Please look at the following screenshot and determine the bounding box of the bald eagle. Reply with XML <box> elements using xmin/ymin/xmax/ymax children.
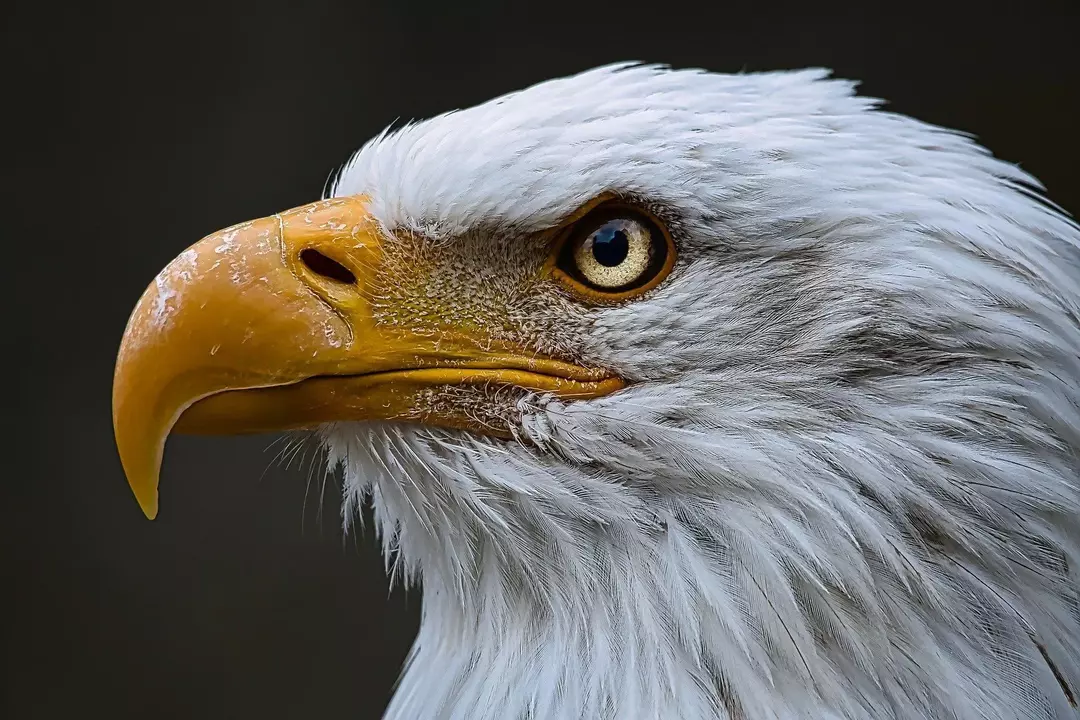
<box><xmin>113</xmin><ymin>64</ymin><xmax>1080</xmax><ymax>719</ymax></box>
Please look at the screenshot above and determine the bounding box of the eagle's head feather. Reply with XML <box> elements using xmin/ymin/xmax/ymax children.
<box><xmin>115</xmin><ymin>64</ymin><xmax>1080</xmax><ymax>719</ymax></box>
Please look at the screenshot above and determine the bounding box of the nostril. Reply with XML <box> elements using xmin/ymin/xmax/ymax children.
<box><xmin>299</xmin><ymin>248</ymin><xmax>356</xmax><ymax>285</ymax></box>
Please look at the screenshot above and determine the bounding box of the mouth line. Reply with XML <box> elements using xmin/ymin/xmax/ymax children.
<box><xmin>315</xmin><ymin>366</ymin><xmax>625</xmax><ymax>394</ymax></box>
<box><xmin>172</xmin><ymin>359</ymin><xmax>625</xmax><ymax>436</ymax></box>
<box><xmin>375</xmin><ymin>354</ymin><xmax>616</xmax><ymax>383</ymax></box>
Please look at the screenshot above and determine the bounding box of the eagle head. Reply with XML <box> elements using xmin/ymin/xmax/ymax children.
<box><xmin>113</xmin><ymin>64</ymin><xmax>1080</xmax><ymax>719</ymax></box>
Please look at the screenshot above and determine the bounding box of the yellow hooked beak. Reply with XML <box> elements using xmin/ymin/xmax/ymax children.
<box><xmin>113</xmin><ymin>196</ymin><xmax>624</xmax><ymax>520</ymax></box>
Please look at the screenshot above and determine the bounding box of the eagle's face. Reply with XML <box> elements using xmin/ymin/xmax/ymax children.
<box><xmin>114</xmin><ymin>65</ymin><xmax>1080</xmax><ymax>719</ymax></box>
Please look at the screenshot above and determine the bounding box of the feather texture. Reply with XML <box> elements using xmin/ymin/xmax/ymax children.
<box><xmin>321</xmin><ymin>64</ymin><xmax>1080</xmax><ymax>719</ymax></box>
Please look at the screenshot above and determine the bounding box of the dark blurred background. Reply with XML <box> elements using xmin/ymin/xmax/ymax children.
<box><xmin>4</xmin><ymin>0</ymin><xmax>1077</xmax><ymax>717</ymax></box>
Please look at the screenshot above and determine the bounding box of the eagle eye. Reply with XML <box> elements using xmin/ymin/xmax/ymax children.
<box><xmin>551</xmin><ymin>203</ymin><xmax>675</xmax><ymax>302</ymax></box>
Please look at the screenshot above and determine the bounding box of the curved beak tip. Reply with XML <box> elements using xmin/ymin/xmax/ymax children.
<box><xmin>138</xmin><ymin>494</ymin><xmax>159</xmax><ymax>521</ymax></box>
<box><xmin>112</xmin><ymin>197</ymin><xmax>375</xmax><ymax>521</ymax></box>
<box><xmin>117</xmin><ymin>446</ymin><xmax>162</xmax><ymax>521</ymax></box>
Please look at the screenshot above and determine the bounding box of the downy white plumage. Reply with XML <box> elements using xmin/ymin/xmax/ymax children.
<box><xmin>323</xmin><ymin>64</ymin><xmax>1080</xmax><ymax>719</ymax></box>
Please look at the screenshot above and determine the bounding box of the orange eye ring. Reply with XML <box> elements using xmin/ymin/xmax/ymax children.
<box><xmin>546</xmin><ymin>200</ymin><xmax>677</xmax><ymax>304</ymax></box>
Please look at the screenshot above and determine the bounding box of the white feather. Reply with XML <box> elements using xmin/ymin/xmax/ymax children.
<box><xmin>323</xmin><ymin>64</ymin><xmax>1080</xmax><ymax>719</ymax></box>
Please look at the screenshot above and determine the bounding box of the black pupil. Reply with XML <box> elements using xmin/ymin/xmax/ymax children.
<box><xmin>591</xmin><ymin>223</ymin><xmax>630</xmax><ymax>267</ymax></box>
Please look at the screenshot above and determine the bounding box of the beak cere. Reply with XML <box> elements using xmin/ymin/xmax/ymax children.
<box><xmin>112</xmin><ymin>197</ymin><xmax>624</xmax><ymax>520</ymax></box>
